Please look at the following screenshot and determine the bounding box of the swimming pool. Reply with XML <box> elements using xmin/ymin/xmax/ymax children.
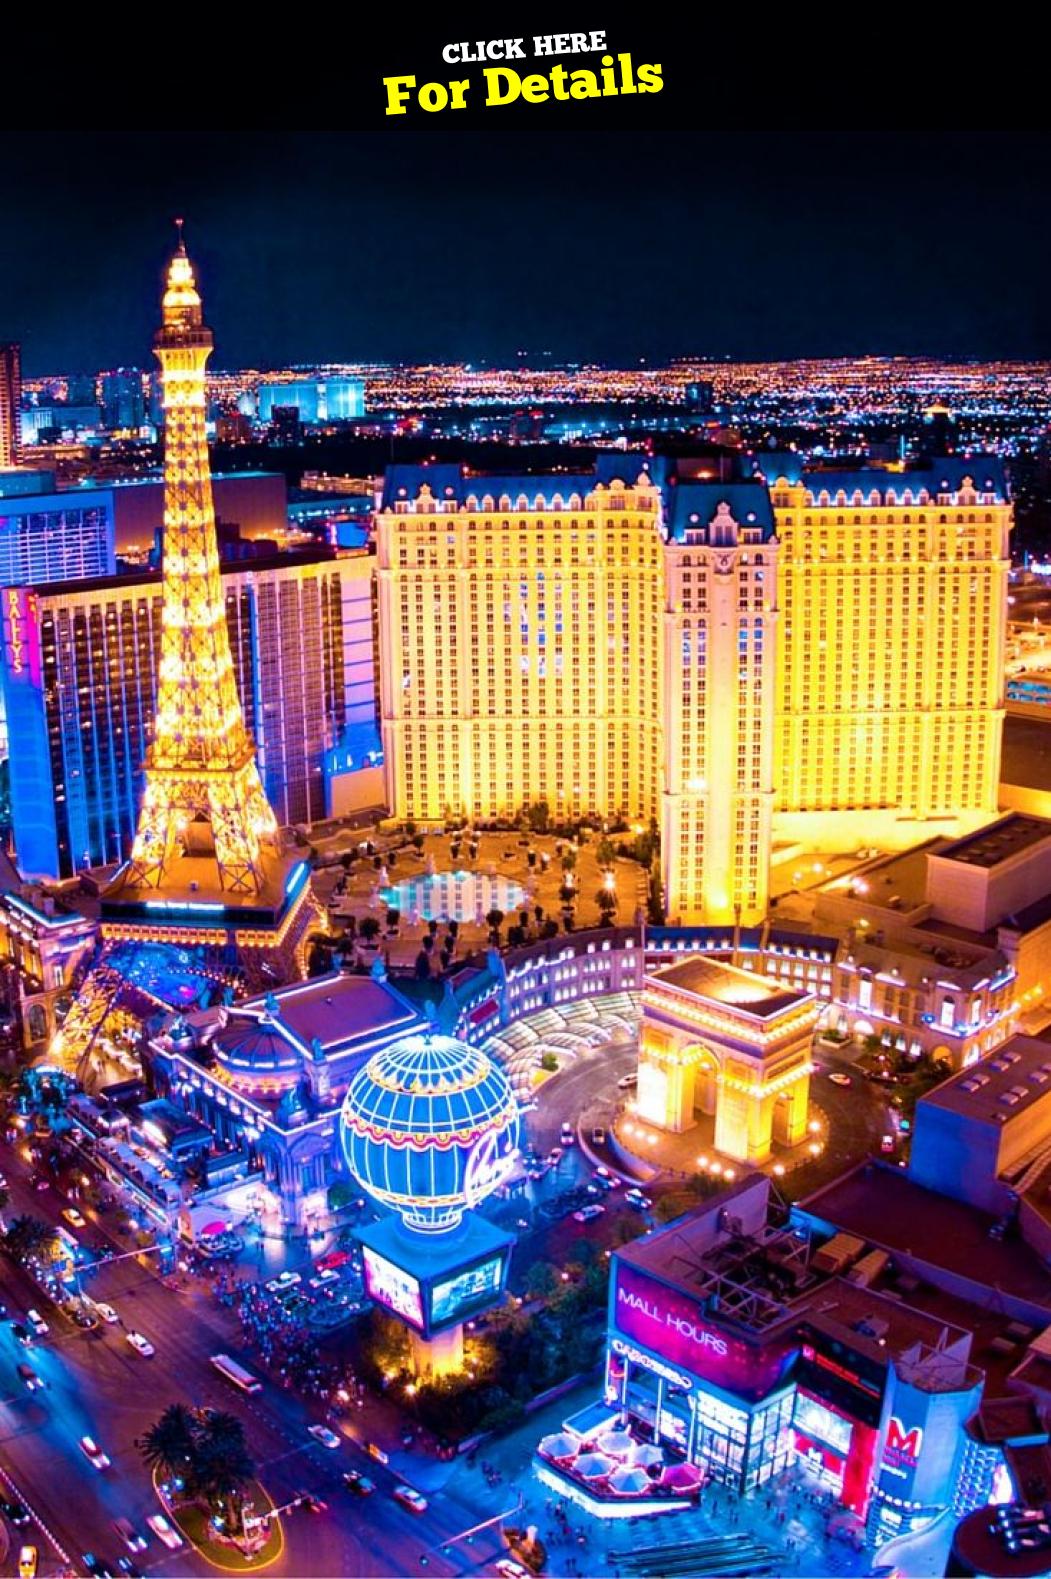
<box><xmin>379</xmin><ymin>871</ymin><xmax>529</xmax><ymax>923</ymax></box>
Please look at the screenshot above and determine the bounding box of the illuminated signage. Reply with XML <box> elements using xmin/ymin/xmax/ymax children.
<box><xmin>610</xmin><ymin>1336</ymin><xmax>692</xmax><ymax>1391</ymax></box>
<box><xmin>882</xmin><ymin>1416</ymin><xmax>923</xmax><ymax>1474</ymax></box>
<box><xmin>463</xmin><ymin>1128</ymin><xmax>518</xmax><ymax>1208</ymax></box>
<box><xmin>430</xmin><ymin>1254</ymin><xmax>503</xmax><ymax>1326</ymax></box>
<box><xmin>793</xmin><ymin>1390</ymin><xmax>854</xmax><ymax>1458</ymax></box>
<box><xmin>613</xmin><ymin>1263</ymin><xmax>798</xmax><ymax>1399</ymax></box>
<box><xmin>362</xmin><ymin>1246</ymin><xmax>424</xmax><ymax>1330</ymax></box>
<box><xmin>3</xmin><ymin>587</ymin><xmax>40</xmax><ymax>685</ymax></box>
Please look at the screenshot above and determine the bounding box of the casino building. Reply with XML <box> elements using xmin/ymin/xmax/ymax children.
<box><xmin>569</xmin><ymin>1172</ymin><xmax>988</xmax><ymax>1540</ymax></box>
<box><xmin>376</xmin><ymin>453</ymin><xmax>1010</xmax><ymax>929</ymax></box>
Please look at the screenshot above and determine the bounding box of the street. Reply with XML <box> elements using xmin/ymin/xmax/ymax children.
<box><xmin>0</xmin><ymin>1142</ymin><xmax>506</xmax><ymax>1579</ymax></box>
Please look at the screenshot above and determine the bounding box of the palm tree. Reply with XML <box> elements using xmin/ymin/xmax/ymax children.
<box><xmin>3</xmin><ymin>1214</ymin><xmax>60</xmax><ymax>1265</ymax></box>
<box><xmin>137</xmin><ymin>1404</ymin><xmax>200</xmax><ymax>1493</ymax></box>
<box><xmin>196</xmin><ymin>1410</ymin><xmax>255</xmax><ymax>1535</ymax></box>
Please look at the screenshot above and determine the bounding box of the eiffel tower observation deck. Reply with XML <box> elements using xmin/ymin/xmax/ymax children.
<box><xmin>51</xmin><ymin>231</ymin><xmax>318</xmax><ymax>1080</ymax></box>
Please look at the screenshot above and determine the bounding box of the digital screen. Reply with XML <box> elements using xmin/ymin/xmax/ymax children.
<box><xmin>430</xmin><ymin>1254</ymin><xmax>503</xmax><ymax>1326</ymax></box>
<box><xmin>613</xmin><ymin>1263</ymin><xmax>798</xmax><ymax>1400</ymax></box>
<box><xmin>362</xmin><ymin>1247</ymin><xmax>424</xmax><ymax>1330</ymax></box>
<box><xmin>793</xmin><ymin>1391</ymin><xmax>853</xmax><ymax>1457</ymax></box>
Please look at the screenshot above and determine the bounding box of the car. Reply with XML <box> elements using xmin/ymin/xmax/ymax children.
<box><xmin>560</xmin><ymin>1124</ymin><xmax>575</xmax><ymax>1145</ymax></box>
<box><xmin>16</xmin><ymin>1362</ymin><xmax>43</xmax><ymax>1391</ymax></box>
<box><xmin>11</xmin><ymin>1323</ymin><xmax>31</xmax><ymax>1346</ymax></box>
<box><xmin>392</xmin><ymin>1485</ymin><xmax>428</xmax><ymax>1514</ymax></box>
<box><xmin>624</xmin><ymin>1189</ymin><xmax>653</xmax><ymax>1210</ymax></box>
<box><xmin>79</xmin><ymin>1434</ymin><xmax>111</xmax><ymax>1469</ymax></box>
<box><xmin>308</xmin><ymin>1424</ymin><xmax>341</xmax><ymax>1449</ymax></box>
<box><xmin>126</xmin><ymin>1331</ymin><xmax>155</xmax><ymax>1357</ymax></box>
<box><xmin>309</xmin><ymin>1268</ymin><xmax>339</xmax><ymax>1289</ymax></box>
<box><xmin>116</xmin><ymin>1561</ymin><xmax>143</xmax><ymax>1578</ymax></box>
<box><xmin>828</xmin><ymin>1071</ymin><xmax>852</xmax><ymax>1087</ymax></box>
<box><xmin>365</xmin><ymin>1440</ymin><xmax>390</xmax><ymax>1463</ymax></box>
<box><xmin>112</xmin><ymin>1520</ymin><xmax>147</xmax><ymax>1554</ymax></box>
<box><xmin>25</xmin><ymin>1310</ymin><xmax>48</xmax><ymax>1336</ymax></box>
<box><xmin>547</xmin><ymin>1146</ymin><xmax>563</xmax><ymax>1164</ymax></box>
<box><xmin>30</xmin><ymin>1178</ymin><xmax>49</xmax><ymax>1192</ymax></box>
<box><xmin>146</xmin><ymin>1514</ymin><xmax>183</xmax><ymax>1551</ymax></box>
<box><xmin>265</xmin><ymin>1270</ymin><xmax>302</xmax><ymax>1292</ymax></box>
<box><xmin>342</xmin><ymin>1470</ymin><xmax>375</xmax><ymax>1495</ymax></box>
<box><xmin>880</xmin><ymin>1134</ymin><xmax>897</xmax><ymax>1154</ymax></box>
<box><xmin>495</xmin><ymin>1561</ymin><xmax>531</xmax><ymax>1579</ymax></box>
<box><xmin>591</xmin><ymin>1126</ymin><xmax>607</xmax><ymax>1145</ymax></box>
<box><xmin>1</xmin><ymin>1500</ymin><xmax>30</xmax><ymax>1526</ymax></box>
<box><xmin>63</xmin><ymin>1207</ymin><xmax>86</xmax><ymax>1228</ymax></box>
<box><xmin>294</xmin><ymin>1490</ymin><xmax>327</xmax><ymax>1513</ymax></box>
<box><xmin>18</xmin><ymin>1544</ymin><xmax>37</xmax><ymax>1579</ymax></box>
<box><xmin>617</xmin><ymin>1071</ymin><xmax>638</xmax><ymax>1090</ymax></box>
<box><xmin>573</xmin><ymin>1204</ymin><xmax>606</xmax><ymax>1222</ymax></box>
<box><xmin>94</xmin><ymin>1303</ymin><xmax>119</xmax><ymax>1324</ymax></box>
<box><xmin>71</xmin><ymin>1308</ymin><xmax>99</xmax><ymax>1330</ymax></box>
<box><xmin>82</xmin><ymin>1558</ymin><xmax>117</xmax><ymax>1579</ymax></box>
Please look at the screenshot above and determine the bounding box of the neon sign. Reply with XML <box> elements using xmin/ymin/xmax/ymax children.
<box><xmin>882</xmin><ymin>1417</ymin><xmax>923</xmax><ymax>1473</ymax></box>
<box><xmin>463</xmin><ymin>1128</ymin><xmax>518</xmax><ymax>1208</ymax></box>
<box><xmin>610</xmin><ymin>1337</ymin><xmax>692</xmax><ymax>1391</ymax></box>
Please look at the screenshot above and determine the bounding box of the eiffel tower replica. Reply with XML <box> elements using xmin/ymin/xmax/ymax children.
<box><xmin>52</xmin><ymin>229</ymin><xmax>318</xmax><ymax>1079</ymax></box>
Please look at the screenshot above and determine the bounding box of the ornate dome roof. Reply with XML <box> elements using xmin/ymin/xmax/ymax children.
<box><xmin>340</xmin><ymin>1031</ymin><xmax>519</xmax><ymax>1233</ymax></box>
<box><xmin>211</xmin><ymin>1002</ymin><xmax>303</xmax><ymax>1094</ymax></box>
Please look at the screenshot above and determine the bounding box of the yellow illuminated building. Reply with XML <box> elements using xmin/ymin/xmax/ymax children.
<box><xmin>766</xmin><ymin>459</ymin><xmax>1010</xmax><ymax>843</ymax></box>
<box><xmin>376</xmin><ymin>461</ymin><xmax>663</xmax><ymax>826</ymax></box>
<box><xmin>662</xmin><ymin>481</ymin><xmax>779</xmax><ymax>925</ymax></box>
<box><xmin>377</xmin><ymin>454</ymin><xmax>1011</xmax><ymax>930</ymax></box>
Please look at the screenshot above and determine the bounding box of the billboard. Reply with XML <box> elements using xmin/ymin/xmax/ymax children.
<box><xmin>793</xmin><ymin>1389</ymin><xmax>854</xmax><ymax>1457</ymax></box>
<box><xmin>429</xmin><ymin>1253</ymin><xmax>505</xmax><ymax>1328</ymax></box>
<box><xmin>612</xmin><ymin>1261</ymin><xmax>798</xmax><ymax>1400</ymax></box>
<box><xmin>362</xmin><ymin>1246</ymin><xmax>425</xmax><ymax>1331</ymax></box>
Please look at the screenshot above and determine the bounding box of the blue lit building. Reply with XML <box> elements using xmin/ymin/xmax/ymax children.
<box><xmin>0</xmin><ymin>547</ymin><xmax>384</xmax><ymax>879</ymax></box>
<box><xmin>0</xmin><ymin>485</ymin><xmax>115</xmax><ymax>585</ymax></box>
<box><xmin>257</xmin><ymin>378</ymin><xmax>365</xmax><ymax>425</ymax></box>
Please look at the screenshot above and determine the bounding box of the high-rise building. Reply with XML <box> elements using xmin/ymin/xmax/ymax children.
<box><xmin>762</xmin><ymin>457</ymin><xmax>1010</xmax><ymax>845</ymax></box>
<box><xmin>0</xmin><ymin>486</ymin><xmax>115</xmax><ymax>585</ymax></box>
<box><xmin>100</xmin><ymin>368</ymin><xmax>146</xmax><ymax>431</ymax></box>
<box><xmin>0</xmin><ymin>547</ymin><xmax>380</xmax><ymax>879</ymax></box>
<box><xmin>378</xmin><ymin>453</ymin><xmax>1011</xmax><ymax>926</ymax></box>
<box><xmin>662</xmin><ymin>482</ymin><xmax>779</xmax><ymax>924</ymax></box>
<box><xmin>376</xmin><ymin>460</ymin><xmax>664</xmax><ymax>827</ymax></box>
<box><xmin>257</xmin><ymin>377</ymin><xmax>365</xmax><ymax>425</ymax></box>
<box><xmin>0</xmin><ymin>343</ymin><xmax>21</xmax><ymax>468</ymax></box>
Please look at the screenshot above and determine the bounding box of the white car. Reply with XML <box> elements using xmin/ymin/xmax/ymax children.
<box><xmin>79</xmin><ymin>1434</ymin><xmax>110</xmax><ymax>1470</ymax></box>
<box><xmin>308</xmin><ymin>1424</ymin><xmax>341</xmax><ymax>1449</ymax></box>
<box><xmin>392</xmin><ymin>1484</ymin><xmax>428</xmax><ymax>1514</ymax></box>
<box><xmin>126</xmin><ymin>1331</ymin><xmax>155</xmax><ymax>1357</ymax></box>
<box><xmin>94</xmin><ymin>1303</ymin><xmax>119</xmax><ymax>1324</ymax></box>
<box><xmin>265</xmin><ymin>1271</ymin><xmax>302</xmax><ymax>1293</ymax></box>
<box><xmin>309</xmin><ymin>1269</ymin><xmax>339</xmax><ymax>1289</ymax></box>
<box><xmin>495</xmin><ymin>1561</ymin><xmax>530</xmax><ymax>1579</ymax></box>
<box><xmin>26</xmin><ymin>1309</ymin><xmax>48</xmax><ymax>1336</ymax></box>
<box><xmin>573</xmin><ymin>1204</ymin><xmax>606</xmax><ymax>1222</ymax></box>
<box><xmin>617</xmin><ymin>1072</ymin><xmax>638</xmax><ymax>1090</ymax></box>
<box><xmin>147</xmin><ymin>1513</ymin><xmax>183</xmax><ymax>1550</ymax></box>
<box><xmin>828</xmin><ymin>1071</ymin><xmax>852</xmax><ymax>1087</ymax></box>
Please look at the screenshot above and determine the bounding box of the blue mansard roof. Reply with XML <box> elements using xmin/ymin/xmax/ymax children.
<box><xmin>664</xmin><ymin>479</ymin><xmax>777</xmax><ymax>542</ymax></box>
<box><xmin>380</xmin><ymin>454</ymin><xmax>655</xmax><ymax>512</ymax></box>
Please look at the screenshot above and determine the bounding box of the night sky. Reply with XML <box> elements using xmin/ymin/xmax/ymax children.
<box><xmin>3</xmin><ymin>130</ymin><xmax>1051</xmax><ymax>373</ymax></box>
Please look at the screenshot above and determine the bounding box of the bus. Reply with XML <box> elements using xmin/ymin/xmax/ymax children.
<box><xmin>210</xmin><ymin>1354</ymin><xmax>262</xmax><ymax>1393</ymax></box>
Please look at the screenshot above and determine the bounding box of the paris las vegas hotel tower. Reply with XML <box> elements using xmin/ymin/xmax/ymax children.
<box><xmin>377</xmin><ymin>453</ymin><xmax>1010</xmax><ymax>925</ymax></box>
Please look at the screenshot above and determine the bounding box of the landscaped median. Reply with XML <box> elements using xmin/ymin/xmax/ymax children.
<box><xmin>155</xmin><ymin>1472</ymin><xmax>284</xmax><ymax>1573</ymax></box>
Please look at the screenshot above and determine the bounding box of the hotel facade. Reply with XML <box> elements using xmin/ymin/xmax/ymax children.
<box><xmin>376</xmin><ymin>454</ymin><xmax>1011</xmax><ymax>928</ymax></box>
